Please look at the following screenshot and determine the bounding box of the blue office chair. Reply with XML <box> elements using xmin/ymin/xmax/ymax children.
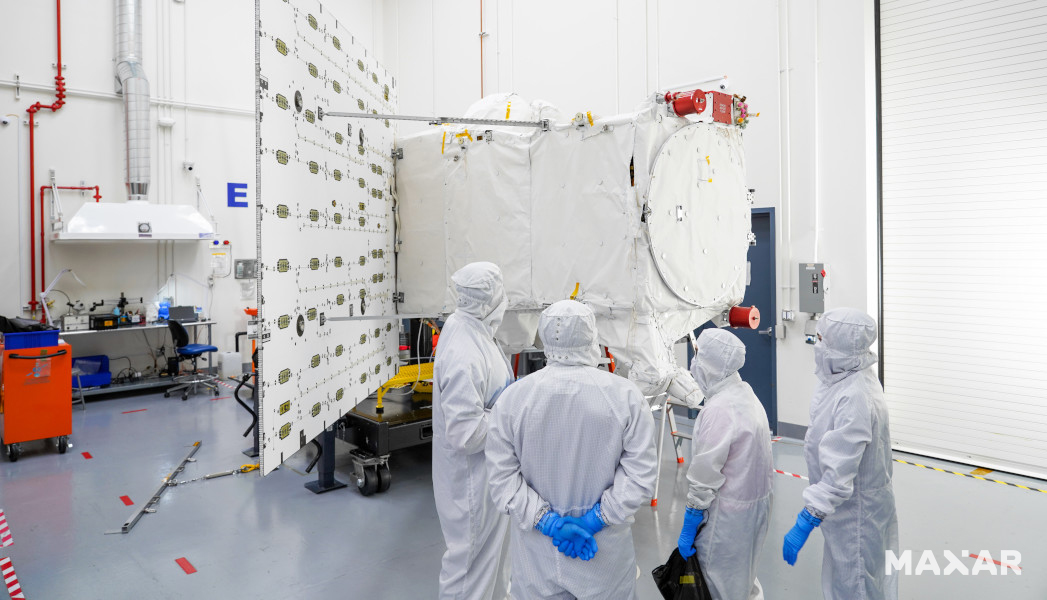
<box><xmin>164</xmin><ymin>320</ymin><xmax>219</xmax><ymax>400</ymax></box>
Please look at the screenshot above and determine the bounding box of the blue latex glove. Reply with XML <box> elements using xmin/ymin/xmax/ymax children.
<box><xmin>573</xmin><ymin>502</ymin><xmax>606</xmax><ymax>534</ymax></box>
<box><xmin>677</xmin><ymin>507</ymin><xmax>705</xmax><ymax>559</ymax></box>
<box><xmin>537</xmin><ymin>512</ymin><xmax>597</xmax><ymax>560</ymax></box>
<box><xmin>783</xmin><ymin>508</ymin><xmax>822</xmax><ymax>566</ymax></box>
<box><xmin>554</xmin><ymin>523</ymin><xmax>597</xmax><ymax>560</ymax></box>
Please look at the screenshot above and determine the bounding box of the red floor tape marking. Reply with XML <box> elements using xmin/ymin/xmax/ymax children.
<box><xmin>81</xmin><ymin>452</ymin><xmax>93</xmax><ymax>460</ymax></box>
<box><xmin>121</xmin><ymin>409</ymin><xmax>147</xmax><ymax>414</ymax></box>
<box><xmin>0</xmin><ymin>511</ymin><xmax>12</xmax><ymax>547</ymax></box>
<box><xmin>774</xmin><ymin>468</ymin><xmax>809</xmax><ymax>481</ymax></box>
<box><xmin>968</xmin><ymin>553</ymin><xmax>1022</xmax><ymax>573</ymax></box>
<box><xmin>210</xmin><ymin>396</ymin><xmax>230</xmax><ymax>401</ymax></box>
<box><xmin>1</xmin><ymin>557</ymin><xmax>25</xmax><ymax>599</ymax></box>
<box><xmin>119</xmin><ymin>496</ymin><xmax>133</xmax><ymax>506</ymax></box>
<box><xmin>175</xmin><ymin>557</ymin><xmax>197</xmax><ymax>574</ymax></box>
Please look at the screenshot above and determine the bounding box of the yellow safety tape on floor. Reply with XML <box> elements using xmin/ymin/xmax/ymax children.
<box><xmin>773</xmin><ymin>438</ymin><xmax>1047</xmax><ymax>495</ymax></box>
<box><xmin>892</xmin><ymin>459</ymin><xmax>1047</xmax><ymax>495</ymax></box>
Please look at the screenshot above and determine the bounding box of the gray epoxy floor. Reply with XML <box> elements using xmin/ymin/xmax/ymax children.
<box><xmin>1</xmin><ymin>391</ymin><xmax>1045</xmax><ymax>599</ymax></box>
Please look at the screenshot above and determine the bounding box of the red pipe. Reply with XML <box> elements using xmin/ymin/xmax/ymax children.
<box><xmin>28</xmin><ymin>111</ymin><xmax>37</xmax><ymax>312</ymax></box>
<box><xmin>41</xmin><ymin>186</ymin><xmax>102</xmax><ymax>202</ymax></box>
<box><xmin>39</xmin><ymin>183</ymin><xmax>103</xmax><ymax>247</ymax></box>
<box><xmin>25</xmin><ymin>0</ymin><xmax>66</xmax><ymax>314</ymax></box>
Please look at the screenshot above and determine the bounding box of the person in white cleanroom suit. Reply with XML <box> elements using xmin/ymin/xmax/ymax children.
<box><xmin>677</xmin><ymin>329</ymin><xmax>772</xmax><ymax>600</ymax></box>
<box><xmin>781</xmin><ymin>308</ymin><xmax>899</xmax><ymax>600</ymax></box>
<box><xmin>486</xmin><ymin>300</ymin><xmax>657</xmax><ymax>600</ymax></box>
<box><xmin>432</xmin><ymin>262</ymin><xmax>514</xmax><ymax>600</ymax></box>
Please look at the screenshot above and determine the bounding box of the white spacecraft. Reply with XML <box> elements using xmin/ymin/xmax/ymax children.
<box><xmin>395</xmin><ymin>90</ymin><xmax>759</xmax><ymax>403</ymax></box>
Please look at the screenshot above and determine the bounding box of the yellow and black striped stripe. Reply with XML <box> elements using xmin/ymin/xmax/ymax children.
<box><xmin>893</xmin><ymin>459</ymin><xmax>1047</xmax><ymax>495</ymax></box>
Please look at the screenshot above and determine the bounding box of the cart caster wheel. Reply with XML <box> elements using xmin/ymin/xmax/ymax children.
<box><xmin>214</xmin><ymin>388</ymin><xmax>221</xmax><ymax>396</ymax></box>
<box><xmin>7</xmin><ymin>444</ymin><xmax>21</xmax><ymax>462</ymax></box>
<box><xmin>164</xmin><ymin>392</ymin><xmax>171</xmax><ymax>398</ymax></box>
<box><xmin>377</xmin><ymin>463</ymin><xmax>392</xmax><ymax>493</ymax></box>
<box><xmin>57</xmin><ymin>436</ymin><xmax>68</xmax><ymax>454</ymax></box>
<box><xmin>356</xmin><ymin>466</ymin><xmax>379</xmax><ymax>496</ymax></box>
<box><xmin>182</xmin><ymin>393</ymin><xmax>189</xmax><ymax>401</ymax></box>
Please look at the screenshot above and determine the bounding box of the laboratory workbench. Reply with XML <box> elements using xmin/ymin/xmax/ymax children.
<box><xmin>62</xmin><ymin>320</ymin><xmax>215</xmax><ymax>397</ymax></box>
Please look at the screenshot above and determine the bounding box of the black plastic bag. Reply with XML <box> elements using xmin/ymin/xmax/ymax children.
<box><xmin>0</xmin><ymin>316</ymin><xmax>58</xmax><ymax>334</ymax></box>
<box><xmin>651</xmin><ymin>547</ymin><xmax>713</xmax><ymax>600</ymax></box>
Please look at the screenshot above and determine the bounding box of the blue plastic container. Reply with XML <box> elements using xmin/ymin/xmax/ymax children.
<box><xmin>72</xmin><ymin>355</ymin><xmax>112</xmax><ymax>388</ymax></box>
<box><xmin>2</xmin><ymin>330</ymin><xmax>60</xmax><ymax>350</ymax></box>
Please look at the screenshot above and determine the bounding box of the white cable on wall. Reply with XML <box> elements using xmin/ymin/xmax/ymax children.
<box><xmin>812</xmin><ymin>0</ymin><xmax>821</xmax><ymax>263</ymax></box>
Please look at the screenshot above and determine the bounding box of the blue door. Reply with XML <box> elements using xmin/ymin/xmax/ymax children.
<box><xmin>734</xmin><ymin>208</ymin><xmax>777</xmax><ymax>432</ymax></box>
<box><xmin>688</xmin><ymin>209</ymin><xmax>778</xmax><ymax>432</ymax></box>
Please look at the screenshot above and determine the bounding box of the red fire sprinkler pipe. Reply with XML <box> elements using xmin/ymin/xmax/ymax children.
<box><xmin>25</xmin><ymin>0</ymin><xmax>67</xmax><ymax>314</ymax></box>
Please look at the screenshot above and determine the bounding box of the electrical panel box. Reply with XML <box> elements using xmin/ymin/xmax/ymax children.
<box><xmin>798</xmin><ymin>263</ymin><xmax>825</xmax><ymax>314</ymax></box>
<box><xmin>234</xmin><ymin>259</ymin><xmax>257</xmax><ymax>280</ymax></box>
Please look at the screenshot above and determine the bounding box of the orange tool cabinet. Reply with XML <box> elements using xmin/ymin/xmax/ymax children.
<box><xmin>0</xmin><ymin>342</ymin><xmax>72</xmax><ymax>461</ymax></box>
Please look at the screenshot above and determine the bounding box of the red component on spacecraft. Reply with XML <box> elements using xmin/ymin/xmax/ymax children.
<box><xmin>664</xmin><ymin>89</ymin><xmax>734</xmax><ymax>124</ymax></box>
<box><xmin>728</xmin><ymin>305</ymin><xmax>761</xmax><ymax>329</ymax></box>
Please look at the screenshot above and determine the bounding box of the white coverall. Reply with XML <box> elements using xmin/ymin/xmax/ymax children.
<box><xmin>803</xmin><ymin>308</ymin><xmax>899</xmax><ymax>600</ymax></box>
<box><xmin>433</xmin><ymin>262</ymin><xmax>514</xmax><ymax>600</ymax></box>
<box><xmin>686</xmin><ymin>329</ymin><xmax>773</xmax><ymax>600</ymax></box>
<box><xmin>486</xmin><ymin>300</ymin><xmax>657</xmax><ymax>600</ymax></box>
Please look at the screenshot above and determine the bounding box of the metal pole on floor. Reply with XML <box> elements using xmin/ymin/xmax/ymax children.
<box><xmin>305</xmin><ymin>426</ymin><xmax>347</xmax><ymax>494</ymax></box>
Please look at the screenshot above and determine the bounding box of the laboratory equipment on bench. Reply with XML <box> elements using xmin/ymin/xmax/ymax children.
<box><xmin>61</xmin><ymin>314</ymin><xmax>89</xmax><ymax>331</ymax></box>
<box><xmin>83</xmin><ymin>292</ymin><xmax>147</xmax><ymax>330</ymax></box>
<box><xmin>0</xmin><ymin>336</ymin><xmax>72</xmax><ymax>461</ymax></box>
<box><xmin>168</xmin><ymin>305</ymin><xmax>199</xmax><ymax>323</ymax></box>
<box><xmin>89</xmin><ymin>292</ymin><xmax>143</xmax><ymax>315</ymax></box>
<box><xmin>39</xmin><ymin>268</ymin><xmax>87</xmax><ymax>328</ymax></box>
<box><xmin>90</xmin><ymin>315</ymin><xmax>119</xmax><ymax>330</ymax></box>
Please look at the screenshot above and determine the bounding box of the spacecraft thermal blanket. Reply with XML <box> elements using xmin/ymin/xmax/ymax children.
<box><xmin>395</xmin><ymin>95</ymin><xmax>753</xmax><ymax>400</ymax></box>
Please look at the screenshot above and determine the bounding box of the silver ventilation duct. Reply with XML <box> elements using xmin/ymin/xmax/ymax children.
<box><xmin>49</xmin><ymin>0</ymin><xmax>215</xmax><ymax>242</ymax></box>
<box><xmin>115</xmin><ymin>0</ymin><xmax>149</xmax><ymax>201</ymax></box>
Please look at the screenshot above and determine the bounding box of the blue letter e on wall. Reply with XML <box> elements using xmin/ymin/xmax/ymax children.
<box><xmin>227</xmin><ymin>182</ymin><xmax>249</xmax><ymax>208</ymax></box>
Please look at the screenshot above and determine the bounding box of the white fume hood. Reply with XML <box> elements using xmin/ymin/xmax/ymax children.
<box><xmin>52</xmin><ymin>201</ymin><xmax>215</xmax><ymax>241</ymax></box>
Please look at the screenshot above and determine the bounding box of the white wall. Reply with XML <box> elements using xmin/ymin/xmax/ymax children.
<box><xmin>384</xmin><ymin>0</ymin><xmax>878</xmax><ymax>430</ymax></box>
<box><xmin>0</xmin><ymin>0</ymin><xmax>384</xmax><ymax>376</ymax></box>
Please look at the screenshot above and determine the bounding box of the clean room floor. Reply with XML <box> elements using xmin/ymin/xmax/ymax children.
<box><xmin>1</xmin><ymin>391</ymin><xmax>1045</xmax><ymax>599</ymax></box>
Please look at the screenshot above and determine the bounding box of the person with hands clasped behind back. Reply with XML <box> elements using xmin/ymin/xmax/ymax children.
<box><xmin>486</xmin><ymin>300</ymin><xmax>657</xmax><ymax>600</ymax></box>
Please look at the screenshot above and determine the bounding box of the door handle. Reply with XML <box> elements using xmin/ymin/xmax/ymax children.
<box><xmin>757</xmin><ymin>327</ymin><xmax>773</xmax><ymax>337</ymax></box>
